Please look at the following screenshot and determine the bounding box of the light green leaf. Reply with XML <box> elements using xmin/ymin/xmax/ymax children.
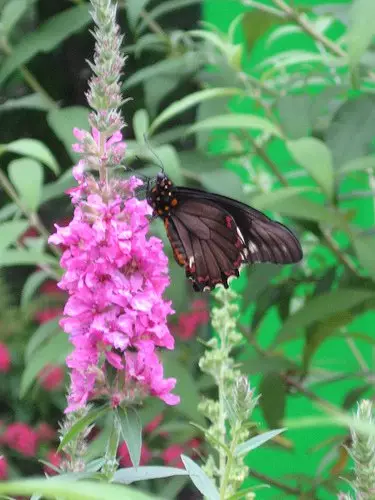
<box><xmin>162</xmin><ymin>354</ymin><xmax>205</xmax><ymax>424</ymax></box>
<box><xmin>8</xmin><ymin>158</ymin><xmax>43</xmax><ymax>211</ymax></box>
<box><xmin>276</xmin><ymin>289</ymin><xmax>375</xmax><ymax>345</ymax></box>
<box><xmin>58</xmin><ymin>405</ymin><xmax>110</xmax><ymax>452</ymax></box>
<box><xmin>126</xmin><ymin>0</ymin><xmax>151</xmax><ymax>30</ymax></box>
<box><xmin>0</xmin><ymin>0</ymin><xmax>28</xmax><ymax>35</ymax></box>
<box><xmin>188</xmin><ymin>114</ymin><xmax>283</xmax><ymax>139</ymax></box>
<box><xmin>235</xmin><ymin>428</ymin><xmax>286</xmax><ymax>457</ymax></box>
<box><xmin>42</xmin><ymin>169</ymin><xmax>76</xmax><ymax>203</ymax></box>
<box><xmin>0</xmin><ymin>202</ymin><xmax>18</xmax><ymax>221</ymax></box>
<box><xmin>0</xmin><ymin>478</ymin><xmax>156</xmax><ymax>500</ymax></box>
<box><xmin>21</xmin><ymin>330</ymin><xmax>71</xmax><ymax>397</ymax></box>
<box><xmin>252</xmin><ymin>189</ymin><xmax>348</xmax><ymax>228</ymax></box>
<box><xmin>257</xmin><ymin>50</ymin><xmax>330</xmax><ymax>70</ymax></box>
<box><xmin>133</xmin><ymin>109</ymin><xmax>150</xmax><ymax>142</ymax></box>
<box><xmin>325</xmin><ymin>96</ymin><xmax>375</xmax><ymax>168</ymax></box>
<box><xmin>25</xmin><ymin>318</ymin><xmax>61</xmax><ymax>361</ymax></box>
<box><xmin>0</xmin><ymin>220</ymin><xmax>29</xmax><ymax>253</ymax></box>
<box><xmin>113</xmin><ymin>466</ymin><xmax>188</xmax><ymax>484</ymax></box>
<box><xmin>0</xmin><ymin>4</ymin><xmax>91</xmax><ymax>85</ymax></box>
<box><xmin>0</xmin><ymin>93</ymin><xmax>50</xmax><ymax>114</ymax></box>
<box><xmin>117</xmin><ymin>407</ymin><xmax>142</xmax><ymax>468</ymax></box>
<box><xmin>21</xmin><ymin>270</ymin><xmax>50</xmax><ymax>310</ymax></box>
<box><xmin>347</xmin><ymin>0</ymin><xmax>375</xmax><ymax>69</ymax></box>
<box><xmin>181</xmin><ymin>455</ymin><xmax>220</xmax><ymax>500</ymax></box>
<box><xmin>278</xmin><ymin>95</ymin><xmax>312</xmax><ymax>140</ymax></box>
<box><xmin>125</xmin><ymin>53</ymin><xmax>201</xmax><ymax>89</ymax></box>
<box><xmin>287</xmin><ymin>138</ymin><xmax>334</xmax><ymax>199</ymax></box>
<box><xmin>0</xmin><ymin>249</ymin><xmax>57</xmax><ymax>267</ymax></box>
<box><xmin>353</xmin><ymin>234</ymin><xmax>375</xmax><ymax>279</ymax></box>
<box><xmin>2</xmin><ymin>139</ymin><xmax>59</xmax><ymax>175</ymax></box>
<box><xmin>154</xmin><ymin>145</ymin><xmax>183</xmax><ymax>184</ymax></box>
<box><xmin>150</xmin><ymin>88</ymin><xmax>242</xmax><ymax>134</ymax></box>
<box><xmin>339</xmin><ymin>155</ymin><xmax>375</xmax><ymax>177</ymax></box>
<box><xmin>47</xmin><ymin>106</ymin><xmax>90</xmax><ymax>162</ymax></box>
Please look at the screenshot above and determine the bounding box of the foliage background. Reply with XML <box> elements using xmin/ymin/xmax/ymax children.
<box><xmin>1</xmin><ymin>0</ymin><xmax>375</xmax><ymax>498</ymax></box>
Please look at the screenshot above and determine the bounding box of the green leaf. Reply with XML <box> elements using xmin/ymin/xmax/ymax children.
<box><xmin>0</xmin><ymin>4</ymin><xmax>91</xmax><ymax>85</ymax></box>
<box><xmin>0</xmin><ymin>93</ymin><xmax>50</xmax><ymax>114</ymax></box>
<box><xmin>8</xmin><ymin>158</ymin><xmax>43</xmax><ymax>211</ymax></box>
<box><xmin>149</xmin><ymin>88</ymin><xmax>242</xmax><ymax>134</ymax></box>
<box><xmin>125</xmin><ymin>0</ymin><xmax>151</xmax><ymax>30</ymax></box>
<box><xmin>162</xmin><ymin>354</ymin><xmax>205</xmax><ymax>424</ymax></box>
<box><xmin>47</xmin><ymin>106</ymin><xmax>90</xmax><ymax>162</ymax></box>
<box><xmin>25</xmin><ymin>318</ymin><xmax>61</xmax><ymax>361</ymax></box>
<box><xmin>2</xmin><ymin>139</ymin><xmax>59</xmax><ymax>175</ymax></box>
<box><xmin>287</xmin><ymin>138</ymin><xmax>334</xmax><ymax>199</ymax></box>
<box><xmin>0</xmin><ymin>220</ymin><xmax>29</xmax><ymax>253</ymax></box>
<box><xmin>259</xmin><ymin>373</ymin><xmax>286</xmax><ymax>428</ymax></box>
<box><xmin>117</xmin><ymin>407</ymin><xmax>142</xmax><ymax>468</ymax></box>
<box><xmin>252</xmin><ymin>189</ymin><xmax>348</xmax><ymax>228</ymax></box>
<box><xmin>242</xmin><ymin>9</ymin><xmax>284</xmax><ymax>51</ymax></box>
<box><xmin>0</xmin><ymin>0</ymin><xmax>28</xmax><ymax>35</ymax></box>
<box><xmin>235</xmin><ymin>428</ymin><xmax>286</xmax><ymax>457</ymax></box>
<box><xmin>113</xmin><ymin>466</ymin><xmax>188</xmax><ymax>484</ymax></box>
<box><xmin>125</xmin><ymin>54</ymin><xmax>201</xmax><ymax>89</ymax></box>
<box><xmin>325</xmin><ymin>96</ymin><xmax>375</xmax><ymax>168</ymax></box>
<box><xmin>276</xmin><ymin>289</ymin><xmax>375</xmax><ymax>345</ymax></box>
<box><xmin>353</xmin><ymin>233</ymin><xmax>375</xmax><ymax>279</ymax></box>
<box><xmin>58</xmin><ymin>405</ymin><xmax>110</xmax><ymax>452</ymax></box>
<box><xmin>154</xmin><ymin>145</ymin><xmax>183</xmax><ymax>184</ymax></box>
<box><xmin>277</xmin><ymin>95</ymin><xmax>312</xmax><ymax>140</ymax></box>
<box><xmin>133</xmin><ymin>109</ymin><xmax>150</xmax><ymax>143</ymax></box>
<box><xmin>343</xmin><ymin>385</ymin><xmax>370</xmax><ymax>410</ymax></box>
<box><xmin>347</xmin><ymin>0</ymin><xmax>375</xmax><ymax>69</ymax></box>
<box><xmin>138</xmin><ymin>0</ymin><xmax>202</xmax><ymax>33</ymax></box>
<box><xmin>0</xmin><ymin>478</ymin><xmax>156</xmax><ymax>500</ymax></box>
<box><xmin>0</xmin><ymin>249</ymin><xmax>57</xmax><ymax>267</ymax></box>
<box><xmin>20</xmin><ymin>331</ymin><xmax>71</xmax><ymax>397</ymax></box>
<box><xmin>181</xmin><ymin>455</ymin><xmax>220</xmax><ymax>500</ymax></box>
<box><xmin>188</xmin><ymin>114</ymin><xmax>283</xmax><ymax>139</ymax></box>
<box><xmin>339</xmin><ymin>155</ymin><xmax>375</xmax><ymax>177</ymax></box>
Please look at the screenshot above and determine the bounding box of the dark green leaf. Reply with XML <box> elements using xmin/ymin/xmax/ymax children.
<box><xmin>0</xmin><ymin>4</ymin><xmax>91</xmax><ymax>85</ymax></box>
<box><xmin>117</xmin><ymin>407</ymin><xmax>142</xmax><ymax>468</ymax></box>
<box><xmin>125</xmin><ymin>0</ymin><xmax>151</xmax><ymax>30</ymax></box>
<box><xmin>353</xmin><ymin>233</ymin><xmax>375</xmax><ymax>279</ymax></box>
<box><xmin>243</xmin><ymin>264</ymin><xmax>281</xmax><ymax>305</ymax></box>
<box><xmin>259</xmin><ymin>372</ymin><xmax>286</xmax><ymax>428</ymax></box>
<box><xmin>242</xmin><ymin>10</ymin><xmax>284</xmax><ymax>52</ymax></box>
<box><xmin>278</xmin><ymin>95</ymin><xmax>312</xmax><ymax>139</ymax></box>
<box><xmin>343</xmin><ymin>385</ymin><xmax>371</xmax><ymax>410</ymax></box>
<box><xmin>25</xmin><ymin>317</ymin><xmax>61</xmax><ymax>361</ymax></box>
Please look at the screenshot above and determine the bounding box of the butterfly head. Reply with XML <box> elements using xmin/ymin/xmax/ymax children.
<box><xmin>146</xmin><ymin>172</ymin><xmax>178</xmax><ymax>217</ymax></box>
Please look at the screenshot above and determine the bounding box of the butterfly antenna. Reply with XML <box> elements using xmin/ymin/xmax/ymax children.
<box><xmin>125</xmin><ymin>156</ymin><xmax>150</xmax><ymax>182</ymax></box>
<box><xmin>143</xmin><ymin>134</ymin><xmax>165</xmax><ymax>174</ymax></box>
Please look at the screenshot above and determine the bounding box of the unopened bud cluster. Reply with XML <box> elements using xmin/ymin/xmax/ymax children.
<box><xmin>87</xmin><ymin>0</ymin><xmax>126</xmax><ymax>134</ymax></box>
<box><xmin>59</xmin><ymin>406</ymin><xmax>92</xmax><ymax>472</ymax></box>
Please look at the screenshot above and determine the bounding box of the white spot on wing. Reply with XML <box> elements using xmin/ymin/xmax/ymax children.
<box><xmin>189</xmin><ymin>256</ymin><xmax>195</xmax><ymax>268</ymax></box>
<box><xmin>236</xmin><ymin>227</ymin><xmax>246</xmax><ymax>244</ymax></box>
<box><xmin>248</xmin><ymin>241</ymin><xmax>258</xmax><ymax>254</ymax></box>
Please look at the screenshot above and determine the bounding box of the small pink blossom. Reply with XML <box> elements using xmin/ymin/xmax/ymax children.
<box><xmin>118</xmin><ymin>441</ymin><xmax>151</xmax><ymax>467</ymax></box>
<box><xmin>49</xmin><ymin>129</ymin><xmax>179</xmax><ymax>412</ymax></box>
<box><xmin>0</xmin><ymin>456</ymin><xmax>8</xmax><ymax>480</ymax></box>
<box><xmin>0</xmin><ymin>343</ymin><xmax>11</xmax><ymax>373</ymax></box>
<box><xmin>37</xmin><ymin>364</ymin><xmax>65</xmax><ymax>391</ymax></box>
<box><xmin>4</xmin><ymin>423</ymin><xmax>38</xmax><ymax>457</ymax></box>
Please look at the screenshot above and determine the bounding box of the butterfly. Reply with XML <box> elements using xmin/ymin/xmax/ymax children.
<box><xmin>146</xmin><ymin>171</ymin><xmax>303</xmax><ymax>292</ymax></box>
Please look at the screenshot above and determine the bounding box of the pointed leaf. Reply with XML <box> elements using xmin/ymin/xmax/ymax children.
<box><xmin>117</xmin><ymin>407</ymin><xmax>142</xmax><ymax>467</ymax></box>
<box><xmin>287</xmin><ymin>138</ymin><xmax>334</xmax><ymax>199</ymax></box>
<box><xmin>259</xmin><ymin>373</ymin><xmax>286</xmax><ymax>429</ymax></box>
<box><xmin>181</xmin><ymin>455</ymin><xmax>220</xmax><ymax>500</ymax></box>
<box><xmin>0</xmin><ymin>478</ymin><xmax>156</xmax><ymax>500</ymax></box>
<box><xmin>0</xmin><ymin>220</ymin><xmax>29</xmax><ymax>253</ymax></box>
<box><xmin>0</xmin><ymin>93</ymin><xmax>50</xmax><ymax>113</ymax></box>
<box><xmin>9</xmin><ymin>158</ymin><xmax>43</xmax><ymax>211</ymax></box>
<box><xmin>347</xmin><ymin>0</ymin><xmax>375</xmax><ymax>69</ymax></box>
<box><xmin>21</xmin><ymin>270</ymin><xmax>50</xmax><ymax>309</ymax></box>
<box><xmin>3</xmin><ymin>139</ymin><xmax>59</xmax><ymax>175</ymax></box>
<box><xmin>133</xmin><ymin>109</ymin><xmax>150</xmax><ymax>143</ymax></box>
<box><xmin>0</xmin><ymin>249</ymin><xmax>57</xmax><ymax>267</ymax></box>
<box><xmin>126</xmin><ymin>0</ymin><xmax>151</xmax><ymax>30</ymax></box>
<box><xmin>150</xmin><ymin>88</ymin><xmax>242</xmax><ymax>133</ymax></box>
<box><xmin>235</xmin><ymin>428</ymin><xmax>286</xmax><ymax>457</ymax></box>
<box><xmin>113</xmin><ymin>466</ymin><xmax>188</xmax><ymax>484</ymax></box>
<box><xmin>0</xmin><ymin>4</ymin><xmax>91</xmax><ymax>85</ymax></box>
<box><xmin>188</xmin><ymin>114</ymin><xmax>283</xmax><ymax>139</ymax></box>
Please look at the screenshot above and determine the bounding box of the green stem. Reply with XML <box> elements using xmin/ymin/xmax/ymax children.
<box><xmin>220</xmin><ymin>423</ymin><xmax>240</xmax><ymax>500</ymax></box>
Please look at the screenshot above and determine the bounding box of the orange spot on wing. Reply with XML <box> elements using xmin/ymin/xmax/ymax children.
<box><xmin>171</xmin><ymin>198</ymin><xmax>178</xmax><ymax>207</ymax></box>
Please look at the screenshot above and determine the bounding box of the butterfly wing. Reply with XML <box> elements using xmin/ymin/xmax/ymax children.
<box><xmin>165</xmin><ymin>188</ymin><xmax>302</xmax><ymax>291</ymax></box>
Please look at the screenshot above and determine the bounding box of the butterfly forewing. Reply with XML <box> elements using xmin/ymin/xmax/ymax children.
<box><xmin>147</xmin><ymin>173</ymin><xmax>303</xmax><ymax>292</ymax></box>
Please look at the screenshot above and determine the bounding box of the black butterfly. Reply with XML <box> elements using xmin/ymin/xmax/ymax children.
<box><xmin>146</xmin><ymin>171</ymin><xmax>303</xmax><ymax>292</ymax></box>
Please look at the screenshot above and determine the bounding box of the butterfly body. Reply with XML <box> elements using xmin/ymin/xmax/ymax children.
<box><xmin>146</xmin><ymin>172</ymin><xmax>303</xmax><ymax>292</ymax></box>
